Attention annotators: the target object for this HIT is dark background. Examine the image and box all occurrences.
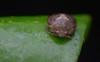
[0,0,99,62]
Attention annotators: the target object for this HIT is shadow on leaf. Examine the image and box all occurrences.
[48,33,71,45]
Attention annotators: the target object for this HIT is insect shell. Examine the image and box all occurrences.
[48,13,77,38]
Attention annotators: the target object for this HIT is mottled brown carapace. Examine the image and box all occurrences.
[48,13,77,38]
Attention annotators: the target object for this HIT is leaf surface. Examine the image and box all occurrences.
[0,14,91,62]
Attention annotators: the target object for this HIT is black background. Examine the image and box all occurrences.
[0,0,100,62]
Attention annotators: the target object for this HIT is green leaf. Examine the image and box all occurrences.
[0,14,91,62]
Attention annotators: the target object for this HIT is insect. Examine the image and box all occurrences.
[48,13,77,38]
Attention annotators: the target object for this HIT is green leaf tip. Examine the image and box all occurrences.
[0,14,91,62]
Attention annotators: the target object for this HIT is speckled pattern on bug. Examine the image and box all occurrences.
[48,13,77,38]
